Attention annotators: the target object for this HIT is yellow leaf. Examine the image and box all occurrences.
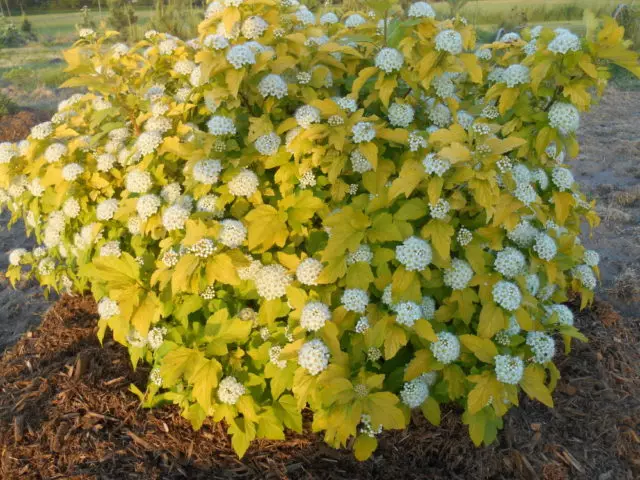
[467,372,503,414]
[460,334,498,363]
[459,53,483,83]
[439,142,471,164]
[388,160,424,199]
[421,219,454,262]
[421,397,441,426]
[499,87,519,114]
[131,292,161,336]
[190,357,222,412]
[351,67,378,97]
[353,434,377,461]
[245,205,289,251]
[552,191,575,225]
[384,324,408,360]
[414,319,437,342]
[477,302,506,339]
[520,364,554,407]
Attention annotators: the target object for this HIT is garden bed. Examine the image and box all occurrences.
[0,294,637,479]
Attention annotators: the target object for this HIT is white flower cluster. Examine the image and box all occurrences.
[298,339,330,375]
[100,241,121,257]
[162,203,190,231]
[527,331,555,363]
[494,354,524,384]
[218,376,246,405]
[97,297,120,319]
[430,331,460,364]
[350,150,373,174]
[300,301,331,331]
[395,236,433,271]
[583,250,600,267]
[408,2,436,19]
[9,248,27,266]
[352,122,376,143]
[388,103,415,128]
[422,153,450,177]
[430,199,450,219]
[443,258,474,290]
[347,244,373,265]
[400,378,429,408]
[375,47,404,73]
[548,102,580,136]
[395,301,422,327]
[457,227,473,246]
[435,30,463,55]
[551,167,574,191]
[193,159,222,184]
[125,171,153,194]
[295,105,321,129]
[226,44,256,69]
[502,64,530,88]
[345,13,366,28]
[533,233,557,261]
[508,220,538,248]
[147,326,168,350]
[548,31,580,54]
[207,116,236,136]
[494,247,526,278]
[546,304,574,326]
[495,316,521,345]
[258,74,288,99]
[295,258,323,285]
[492,281,522,311]
[255,132,281,155]
[355,316,369,333]
[341,288,369,313]
[255,264,292,300]
[228,169,259,197]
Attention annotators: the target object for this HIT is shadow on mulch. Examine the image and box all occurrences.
[0,295,638,480]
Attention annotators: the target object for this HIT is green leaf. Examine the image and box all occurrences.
[443,364,466,400]
[257,408,285,440]
[274,394,303,433]
[421,397,441,426]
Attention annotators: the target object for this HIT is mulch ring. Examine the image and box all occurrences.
[0,296,638,480]
[0,110,48,143]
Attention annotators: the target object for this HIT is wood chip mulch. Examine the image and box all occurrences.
[0,294,638,480]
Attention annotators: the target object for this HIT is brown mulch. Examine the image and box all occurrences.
[0,296,638,480]
[0,110,47,142]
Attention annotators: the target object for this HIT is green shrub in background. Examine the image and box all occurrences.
[107,0,139,40]
[0,91,18,116]
[1,0,639,461]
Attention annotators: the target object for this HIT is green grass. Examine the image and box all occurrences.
[9,8,154,40]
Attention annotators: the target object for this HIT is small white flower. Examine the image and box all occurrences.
[193,159,222,184]
[551,167,574,191]
[298,339,330,376]
[375,48,404,73]
[258,74,288,99]
[345,13,366,28]
[443,258,474,291]
[31,122,53,140]
[533,233,557,261]
[548,31,580,54]
[548,102,580,136]
[494,247,526,279]
[44,143,67,163]
[408,1,436,18]
[98,297,120,319]
[162,204,190,231]
[207,116,236,136]
[255,264,292,300]
[96,199,118,221]
[546,304,574,326]
[341,288,369,313]
[296,258,323,285]
[352,122,376,143]
[228,169,259,197]
[527,331,555,363]
[226,44,256,69]
[400,378,429,408]
[255,132,281,155]
[388,103,415,128]
[218,376,245,404]
[502,64,530,88]
[218,219,247,248]
[494,354,524,384]
[395,301,422,327]
[492,281,522,311]
[396,236,432,271]
[295,105,321,129]
[430,331,460,364]
[435,30,463,55]
[300,301,331,332]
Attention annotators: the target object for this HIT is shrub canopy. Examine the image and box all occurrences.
[1,0,639,459]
